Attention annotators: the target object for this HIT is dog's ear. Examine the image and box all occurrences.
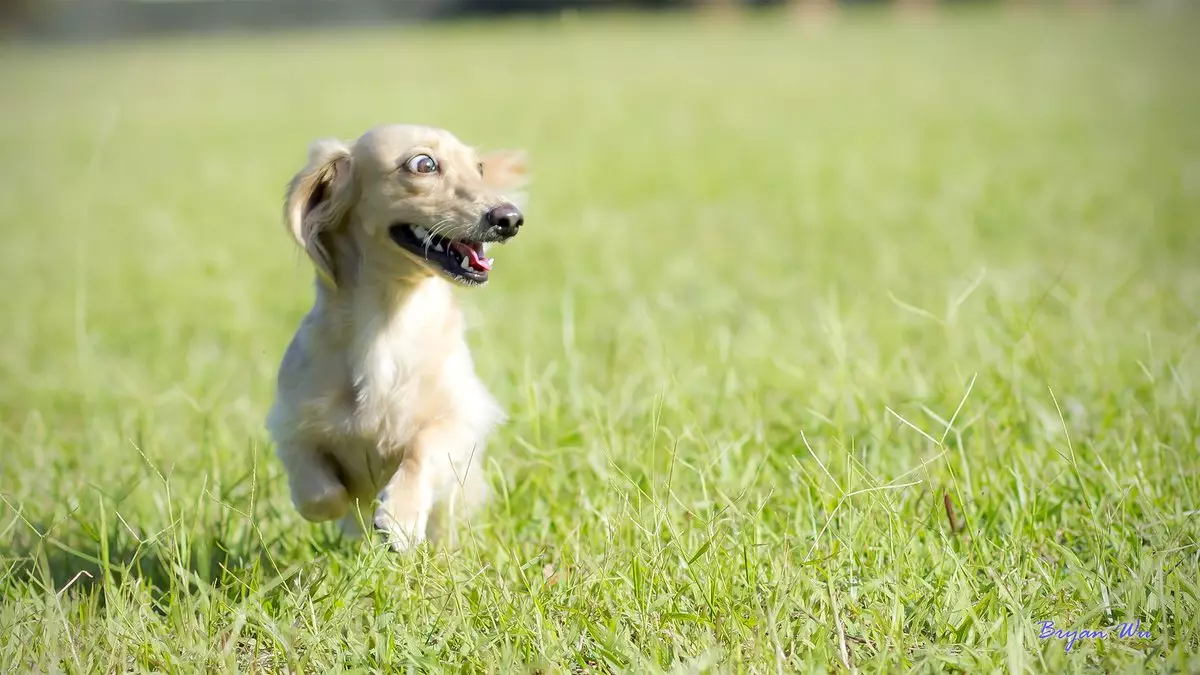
[283,139,357,288]
[480,149,530,210]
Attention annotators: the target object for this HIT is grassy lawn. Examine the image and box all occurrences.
[1,5,1198,673]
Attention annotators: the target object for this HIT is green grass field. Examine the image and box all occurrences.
[1,5,1199,673]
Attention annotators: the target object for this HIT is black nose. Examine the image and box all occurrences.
[485,203,523,238]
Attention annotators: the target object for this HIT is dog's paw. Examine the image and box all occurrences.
[373,507,425,553]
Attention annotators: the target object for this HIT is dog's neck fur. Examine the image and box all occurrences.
[313,242,465,437]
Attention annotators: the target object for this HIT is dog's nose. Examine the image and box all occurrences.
[485,203,523,238]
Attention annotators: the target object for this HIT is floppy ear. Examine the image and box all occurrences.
[480,149,530,210]
[283,139,356,288]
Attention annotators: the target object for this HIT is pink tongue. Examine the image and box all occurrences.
[451,241,491,272]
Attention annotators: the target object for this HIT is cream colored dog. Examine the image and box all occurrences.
[266,124,528,552]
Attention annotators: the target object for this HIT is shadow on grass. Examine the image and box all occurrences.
[0,512,356,607]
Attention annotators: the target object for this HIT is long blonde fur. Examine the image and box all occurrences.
[266,124,528,551]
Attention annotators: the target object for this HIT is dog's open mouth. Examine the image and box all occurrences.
[388,224,493,285]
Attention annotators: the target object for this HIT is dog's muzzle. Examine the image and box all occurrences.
[387,202,523,287]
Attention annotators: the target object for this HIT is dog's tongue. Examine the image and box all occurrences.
[451,241,492,272]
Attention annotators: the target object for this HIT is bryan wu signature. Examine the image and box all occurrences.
[1038,619,1152,652]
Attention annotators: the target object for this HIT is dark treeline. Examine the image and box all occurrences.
[5,0,889,43]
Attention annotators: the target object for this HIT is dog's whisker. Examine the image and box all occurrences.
[420,218,457,256]
[424,227,455,256]
[427,218,455,241]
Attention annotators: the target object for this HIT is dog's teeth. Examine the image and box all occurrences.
[412,226,429,238]
[433,242,444,252]
[460,256,471,270]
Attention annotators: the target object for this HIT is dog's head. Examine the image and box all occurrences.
[283,124,529,289]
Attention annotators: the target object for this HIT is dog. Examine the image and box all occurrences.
[265,124,528,552]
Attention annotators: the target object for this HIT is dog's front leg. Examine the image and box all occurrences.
[372,456,433,551]
[277,442,350,523]
[373,422,475,552]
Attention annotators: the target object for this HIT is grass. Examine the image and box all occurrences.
[1,4,1199,673]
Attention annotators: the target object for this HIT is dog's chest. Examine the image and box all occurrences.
[341,285,457,451]
[344,336,428,452]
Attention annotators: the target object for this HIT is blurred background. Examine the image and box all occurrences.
[5,0,1190,42]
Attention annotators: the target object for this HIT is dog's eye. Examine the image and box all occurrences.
[404,154,439,175]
